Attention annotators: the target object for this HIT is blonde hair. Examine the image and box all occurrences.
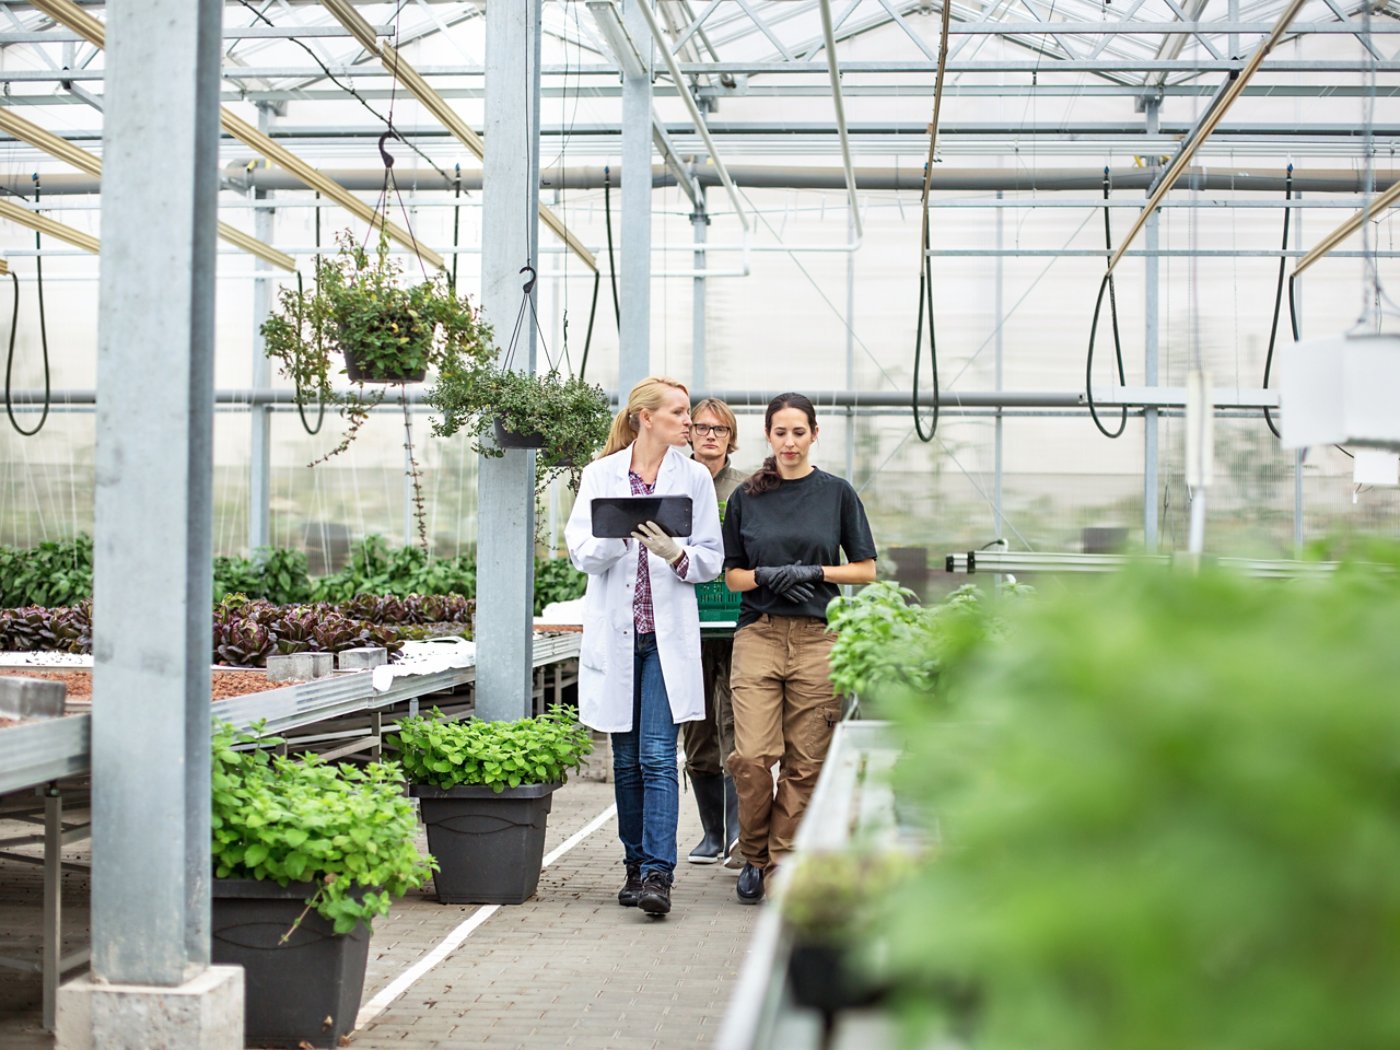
[600,376,690,457]
[691,397,739,455]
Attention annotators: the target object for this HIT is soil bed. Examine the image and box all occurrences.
[0,668,289,704]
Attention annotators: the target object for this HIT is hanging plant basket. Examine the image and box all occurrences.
[344,342,428,385]
[260,229,495,458]
[493,417,547,449]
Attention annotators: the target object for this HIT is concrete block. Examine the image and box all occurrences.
[0,675,66,719]
[265,652,334,683]
[337,646,389,671]
[57,964,244,1050]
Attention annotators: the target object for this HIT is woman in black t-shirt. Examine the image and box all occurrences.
[721,392,877,905]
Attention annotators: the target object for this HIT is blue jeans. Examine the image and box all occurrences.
[612,632,679,880]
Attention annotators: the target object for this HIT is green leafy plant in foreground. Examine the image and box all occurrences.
[389,704,593,792]
[211,723,435,934]
[882,557,1400,1050]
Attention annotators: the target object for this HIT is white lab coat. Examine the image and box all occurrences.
[565,445,724,732]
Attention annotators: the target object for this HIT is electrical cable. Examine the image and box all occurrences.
[603,166,620,331]
[1084,167,1129,439]
[912,190,940,443]
[1262,165,1293,438]
[5,175,50,437]
[911,0,952,443]
[579,269,601,381]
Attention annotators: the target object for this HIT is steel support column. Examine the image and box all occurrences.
[476,0,542,721]
[88,0,220,986]
[691,186,707,389]
[994,190,1004,541]
[1143,100,1162,553]
[618,0,655,393]
[248,110,275,552]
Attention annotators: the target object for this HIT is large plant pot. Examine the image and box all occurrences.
[493,417,547,450]
[411,781,559,904]
[212,877,372,1049]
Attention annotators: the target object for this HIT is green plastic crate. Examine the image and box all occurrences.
[697,579,741,623]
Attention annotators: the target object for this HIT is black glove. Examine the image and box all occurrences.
[754,563,824,602]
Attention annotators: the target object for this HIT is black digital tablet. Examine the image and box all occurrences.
[591,495,693,539]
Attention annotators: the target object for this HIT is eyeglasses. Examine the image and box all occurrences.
[692,424,731,438]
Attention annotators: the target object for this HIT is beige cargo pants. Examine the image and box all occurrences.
[728,614,840,872]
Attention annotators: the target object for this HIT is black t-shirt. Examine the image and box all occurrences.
[722,467,878,626]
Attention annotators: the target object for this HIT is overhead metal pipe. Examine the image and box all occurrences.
[4,386,1279,411]
[0,164,1392,198]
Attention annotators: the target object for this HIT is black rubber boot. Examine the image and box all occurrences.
[722,774,741,868]
[686,771,726,864]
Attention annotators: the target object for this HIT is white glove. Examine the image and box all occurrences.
[631,520,684,566]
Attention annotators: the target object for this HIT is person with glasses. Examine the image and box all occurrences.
[722,392,877,905]
[565,377,724,918]
[682,397,748,867]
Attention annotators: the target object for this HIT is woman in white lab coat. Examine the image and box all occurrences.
[565,376,723,918]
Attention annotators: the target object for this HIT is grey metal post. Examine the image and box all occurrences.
[248,109,274,552]
[476,0,542,721]
[42,789,60,1030]
[90,0,220,984]
[618,0,655,393]
[845,207,856,483]
[1143,99,1162,552]
[994,190,1004,539]
[692,185,707,390]
[1294,191,1305,551]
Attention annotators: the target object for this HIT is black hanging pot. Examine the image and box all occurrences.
[343,345,428,385]
[493,417,547,449]
[340,310,430,384]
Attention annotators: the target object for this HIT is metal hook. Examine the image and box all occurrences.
[520,264,537,295]
[378,129,400,170]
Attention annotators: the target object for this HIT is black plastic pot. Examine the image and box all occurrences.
[410,781,559,904]
[211,877,372,1049]
[493,417,547,449]
[787,940,883,1015]
[342,341,428,384]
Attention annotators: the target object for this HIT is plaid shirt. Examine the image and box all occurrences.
[630,469,689,634]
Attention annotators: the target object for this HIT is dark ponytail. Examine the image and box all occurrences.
[744,455,783,496]
[743,392,818,496]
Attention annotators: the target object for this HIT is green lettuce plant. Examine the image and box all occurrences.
[389,704,593,792]
[211,723,436,933]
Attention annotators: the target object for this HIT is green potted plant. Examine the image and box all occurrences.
[388,705,592,904]
[260,228,495,464]
[779,849,916,1017]
[425,363,612,492]
[210,722,436,1048]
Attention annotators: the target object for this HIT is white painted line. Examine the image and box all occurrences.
[354,801,618,1031]
[542,803,618,869]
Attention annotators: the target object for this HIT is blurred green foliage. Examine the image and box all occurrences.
[881,554,1400,1050]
